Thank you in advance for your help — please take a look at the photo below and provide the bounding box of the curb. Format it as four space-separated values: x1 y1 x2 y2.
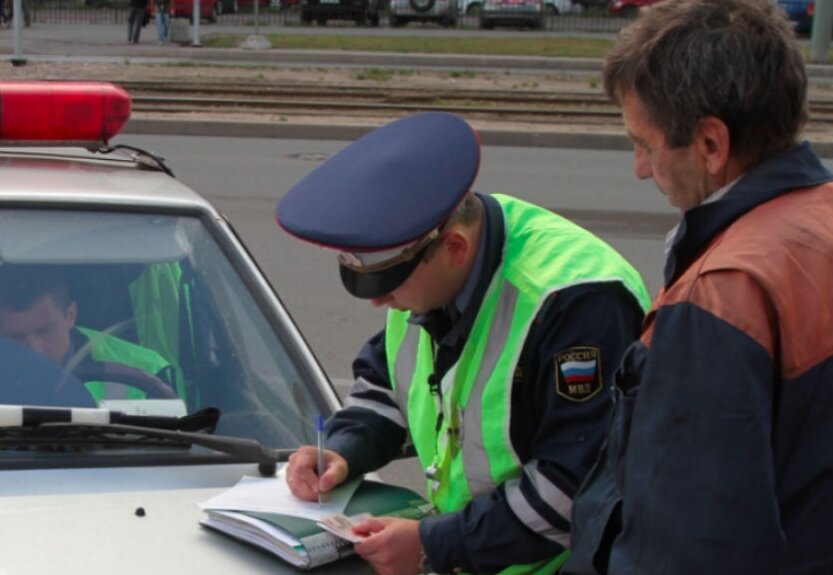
126 118 833 156
126 118 632 149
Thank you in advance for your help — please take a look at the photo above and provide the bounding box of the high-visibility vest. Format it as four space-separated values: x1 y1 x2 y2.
129 261 190 399
384 194 651 574
77 326 176 404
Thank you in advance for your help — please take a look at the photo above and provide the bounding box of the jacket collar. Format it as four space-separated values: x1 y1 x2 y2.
664 142 833 285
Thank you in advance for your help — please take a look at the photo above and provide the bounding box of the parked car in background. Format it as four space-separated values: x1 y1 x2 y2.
388 0 458 27
300 0 381 25
277 0 301 10
0 80 367 574
777 0 814 34
215 0 271 14
464 0 569 19
150 0 219 22
480 0 544 29
571 0 606 10
544 0 573 14
608 0 662 17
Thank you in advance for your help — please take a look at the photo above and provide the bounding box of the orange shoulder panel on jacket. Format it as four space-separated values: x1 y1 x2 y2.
646 183 833 380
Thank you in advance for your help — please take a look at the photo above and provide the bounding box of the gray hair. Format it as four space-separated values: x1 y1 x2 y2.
604 0 807 167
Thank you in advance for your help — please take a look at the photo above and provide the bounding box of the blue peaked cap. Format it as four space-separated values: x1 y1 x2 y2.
276 112 481 298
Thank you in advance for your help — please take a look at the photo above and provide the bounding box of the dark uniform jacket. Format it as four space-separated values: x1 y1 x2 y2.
565 142 833 575
326 193 646 574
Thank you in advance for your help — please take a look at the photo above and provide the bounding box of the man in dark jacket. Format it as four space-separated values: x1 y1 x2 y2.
127 0 149 43
564 1 833 574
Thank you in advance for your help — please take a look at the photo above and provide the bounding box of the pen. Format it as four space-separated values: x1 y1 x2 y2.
316 414 324 506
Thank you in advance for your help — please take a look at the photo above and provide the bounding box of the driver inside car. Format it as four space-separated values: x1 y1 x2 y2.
0 267 178 405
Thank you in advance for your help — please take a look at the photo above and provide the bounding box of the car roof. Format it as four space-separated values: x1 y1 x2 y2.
0 145 217 214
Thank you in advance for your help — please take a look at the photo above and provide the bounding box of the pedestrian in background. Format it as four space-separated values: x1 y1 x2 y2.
127 0 148 44
564 0 833 573
0 0 9 27
153 0 172 44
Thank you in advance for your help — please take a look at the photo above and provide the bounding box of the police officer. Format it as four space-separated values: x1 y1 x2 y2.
0 268 177 405
277 112 651 575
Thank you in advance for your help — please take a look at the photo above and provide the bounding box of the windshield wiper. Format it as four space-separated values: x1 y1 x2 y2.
0 404 292 475
0 403 220 431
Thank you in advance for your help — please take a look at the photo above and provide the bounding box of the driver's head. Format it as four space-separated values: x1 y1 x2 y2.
0 270 77 365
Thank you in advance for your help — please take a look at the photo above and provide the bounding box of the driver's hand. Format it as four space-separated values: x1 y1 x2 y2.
285 446 349 501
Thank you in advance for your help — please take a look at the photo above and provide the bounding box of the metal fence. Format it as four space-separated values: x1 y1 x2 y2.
17 0 630 31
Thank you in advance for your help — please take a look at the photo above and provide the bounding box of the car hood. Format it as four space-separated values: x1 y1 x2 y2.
0 464 371 574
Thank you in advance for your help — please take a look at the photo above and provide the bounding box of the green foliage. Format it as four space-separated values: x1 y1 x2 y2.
447 70 477 79
353 68 417 81
198 33 613 58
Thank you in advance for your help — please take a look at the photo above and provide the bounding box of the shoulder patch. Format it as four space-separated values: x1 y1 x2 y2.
554 346 603 403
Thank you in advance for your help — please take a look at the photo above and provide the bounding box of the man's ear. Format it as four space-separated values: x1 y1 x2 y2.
66 301 78 328
696 116 731 176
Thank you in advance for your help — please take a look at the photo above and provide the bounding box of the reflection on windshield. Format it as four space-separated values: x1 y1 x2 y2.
0 209 323 456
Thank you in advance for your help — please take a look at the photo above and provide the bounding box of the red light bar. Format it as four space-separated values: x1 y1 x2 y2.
0 81 131 145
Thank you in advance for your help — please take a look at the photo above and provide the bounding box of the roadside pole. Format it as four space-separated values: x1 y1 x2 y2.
11 0 26 66
811 0 833 62
241 0 271 49
192 0 202 46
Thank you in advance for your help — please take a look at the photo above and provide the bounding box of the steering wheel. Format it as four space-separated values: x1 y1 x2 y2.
74 364 179 400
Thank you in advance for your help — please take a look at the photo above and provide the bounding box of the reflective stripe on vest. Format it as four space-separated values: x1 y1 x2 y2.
77 326 174 404
129 262 188 399
384 195 650 574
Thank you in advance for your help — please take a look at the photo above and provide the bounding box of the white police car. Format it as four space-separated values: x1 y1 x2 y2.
0 81 372 574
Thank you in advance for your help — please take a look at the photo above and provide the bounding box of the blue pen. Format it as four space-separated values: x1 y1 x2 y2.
316 414 324 506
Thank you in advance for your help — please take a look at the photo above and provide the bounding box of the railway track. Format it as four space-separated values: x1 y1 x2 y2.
123 79 624 128
121 79 833 130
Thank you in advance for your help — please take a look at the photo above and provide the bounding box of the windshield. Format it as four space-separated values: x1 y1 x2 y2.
0 208 330 464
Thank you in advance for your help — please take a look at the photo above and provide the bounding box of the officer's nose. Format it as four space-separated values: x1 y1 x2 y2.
370 293 394 308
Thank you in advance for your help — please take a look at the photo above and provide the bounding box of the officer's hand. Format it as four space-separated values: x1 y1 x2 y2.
285 445 348 502
353 517 422 575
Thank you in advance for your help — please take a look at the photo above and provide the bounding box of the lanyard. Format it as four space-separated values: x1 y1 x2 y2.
424 338 463 493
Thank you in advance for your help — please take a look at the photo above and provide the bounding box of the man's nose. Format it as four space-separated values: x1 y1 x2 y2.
370 294 393 308
20 334 44 353
634 147 653 180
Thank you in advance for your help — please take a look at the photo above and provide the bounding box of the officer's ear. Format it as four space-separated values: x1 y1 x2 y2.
440 228 470 267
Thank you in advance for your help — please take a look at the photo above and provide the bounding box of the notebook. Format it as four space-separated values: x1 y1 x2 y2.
200 478 433 570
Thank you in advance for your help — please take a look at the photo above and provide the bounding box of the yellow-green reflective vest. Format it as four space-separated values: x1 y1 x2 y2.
384 194 651 575
129 262 190 400
78 326 175 404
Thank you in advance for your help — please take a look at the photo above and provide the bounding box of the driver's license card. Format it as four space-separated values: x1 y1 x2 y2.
316 512 372 543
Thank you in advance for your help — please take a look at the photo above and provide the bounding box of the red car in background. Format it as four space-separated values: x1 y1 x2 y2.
608 0 662 17
146 0 272 21
147 0 219 22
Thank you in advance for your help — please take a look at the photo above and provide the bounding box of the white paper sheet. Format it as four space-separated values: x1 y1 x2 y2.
198 469 361 521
